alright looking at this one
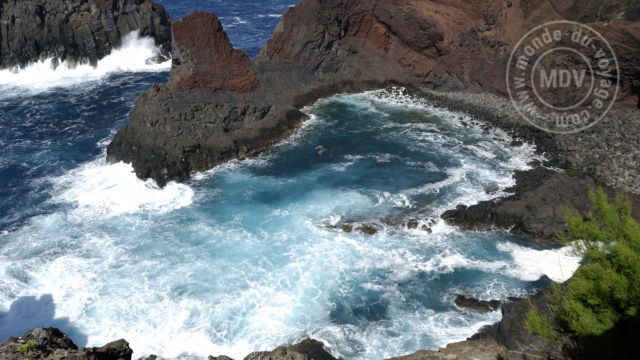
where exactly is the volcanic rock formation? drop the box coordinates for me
[0,0,172,69]
[107,0,640,187]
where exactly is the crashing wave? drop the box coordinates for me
[0,31,171,92]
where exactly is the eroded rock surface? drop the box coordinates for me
[0,0,172,69]
[244,339,337,360]
[107,12,301,186]
[388,337,507,360]
[0,328,133,360]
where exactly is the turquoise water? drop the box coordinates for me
[0,88,580,359]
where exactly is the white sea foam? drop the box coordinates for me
[498,242,582,283]
[0,31,170,93]
[416,241,582,284]
[50,159,193,217]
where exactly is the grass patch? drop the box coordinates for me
[565,168,584,177]
[17,341,37,354]
[526,308,557,340]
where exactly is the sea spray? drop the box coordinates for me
[0,32,170,93]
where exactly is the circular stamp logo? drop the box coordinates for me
[506,21,620,134]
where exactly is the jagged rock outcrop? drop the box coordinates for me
[243,339,337,360]
[0,328,133,360]
[107,11,301,185]
[107,0,640,187]
[169,12,259,93]
[0,0,172,69]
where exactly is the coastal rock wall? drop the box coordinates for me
[0,0,172,69]
[107,0,640,187]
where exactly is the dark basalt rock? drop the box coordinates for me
[0,0,172,69]
[0,328,133,360]
[327,221,380,235]
[442,168,595,242]
[454,295,501,314]
[243,339,337,360]
[442,167,640,242]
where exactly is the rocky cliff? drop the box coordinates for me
[0,0,172,69]
[107,0,640,187]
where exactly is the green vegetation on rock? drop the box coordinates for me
[17,341,36,354]
[565,168,584,177]
[525,308,557,340]
[557,188,640,336]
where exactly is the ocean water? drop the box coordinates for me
[0,1,580,360]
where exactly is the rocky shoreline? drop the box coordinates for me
[1,0,640,359]
[422,89,640,242]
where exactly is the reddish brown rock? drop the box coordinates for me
[169,12,258,93]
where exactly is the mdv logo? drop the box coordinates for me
[539,69,587,88]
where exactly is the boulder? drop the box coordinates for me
[454,295,501,314]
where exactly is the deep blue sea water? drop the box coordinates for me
[0,2,580,359]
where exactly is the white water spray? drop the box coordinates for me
[0,31,171,92]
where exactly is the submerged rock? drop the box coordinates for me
[454,295,501,314]
[328,221,381,235]
[0,328,133,360]
[0,0,172,69]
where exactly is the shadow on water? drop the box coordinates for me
[0,294,87,346]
